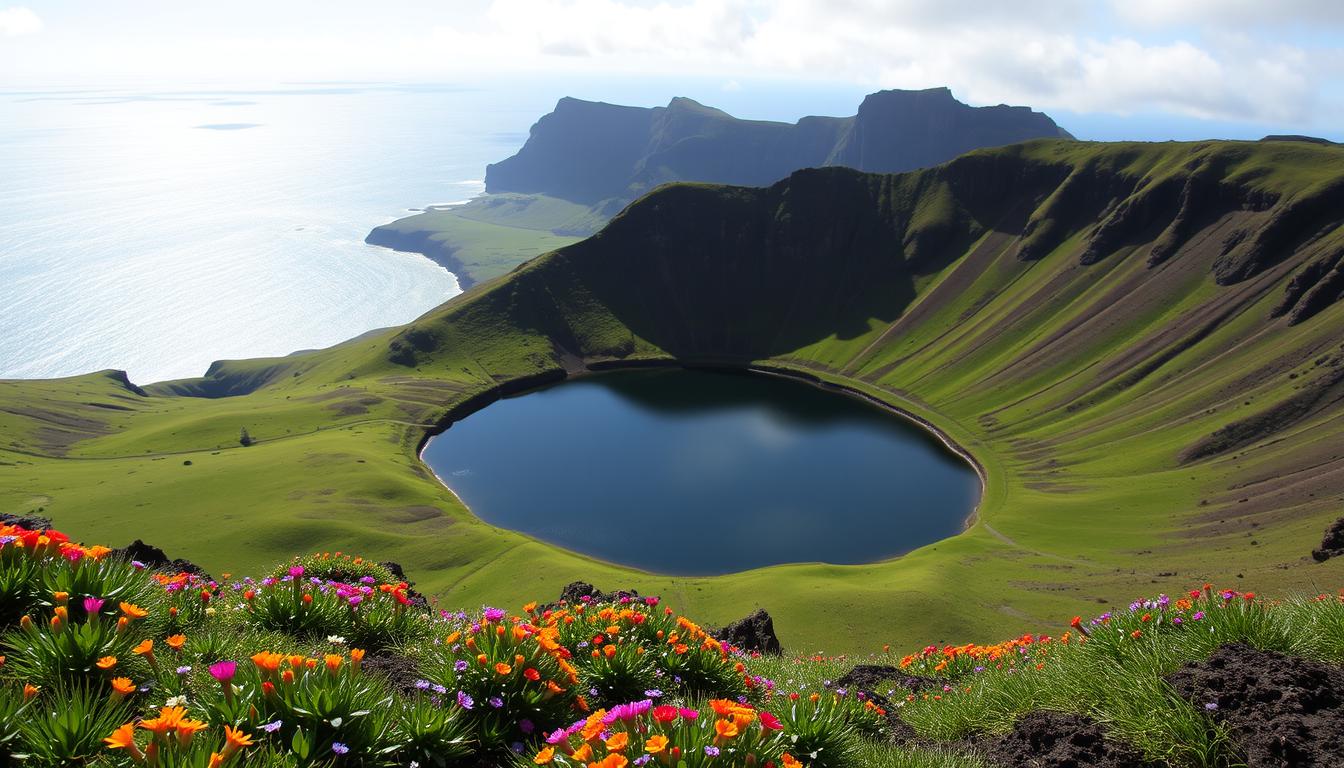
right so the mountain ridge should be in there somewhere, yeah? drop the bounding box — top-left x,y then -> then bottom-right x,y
485,86 -> 1073,207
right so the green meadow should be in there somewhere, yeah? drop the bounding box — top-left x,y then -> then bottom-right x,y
4,139 -> 1344,655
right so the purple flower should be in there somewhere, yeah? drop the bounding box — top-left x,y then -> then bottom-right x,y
83,597 -> 105,614
414,679 -> 431,690
704,746 -> 720,756
483,607 -> 506,622
176,665 -> 192,675
489,696 -> 504,709
456,691 -> 474,710
262,720 -> 283,733
634,756 -> 652,766
644,689 -> 663,698
348,596 -> 363,607
1205,702 -> 1218,710
359,576 -> 376,584
131,560 -> 146,570
454,660 -> 469,672
520,719 -> 535,734
209,660 -> 237,682
332,742 -> 348,755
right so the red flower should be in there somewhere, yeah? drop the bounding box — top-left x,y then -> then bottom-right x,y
651,705 -> 678,723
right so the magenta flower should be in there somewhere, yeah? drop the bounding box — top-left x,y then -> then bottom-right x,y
83,597 -> 105,614
209,660 -> 237,683
483,607 -> 506,622
288,566 -> 305,579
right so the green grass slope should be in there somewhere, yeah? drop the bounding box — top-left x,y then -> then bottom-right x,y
4,139 -> 1344,654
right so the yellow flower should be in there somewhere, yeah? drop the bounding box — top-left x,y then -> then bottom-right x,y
644,735 -> 669,754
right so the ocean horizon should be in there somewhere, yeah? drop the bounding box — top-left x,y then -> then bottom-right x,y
0,82 -> 544,383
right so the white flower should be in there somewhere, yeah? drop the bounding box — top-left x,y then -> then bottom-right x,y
165,695 -> 188,707
327,635 -> 346,645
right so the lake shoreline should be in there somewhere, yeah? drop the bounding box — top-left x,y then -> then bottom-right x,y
415,357 -> 988,574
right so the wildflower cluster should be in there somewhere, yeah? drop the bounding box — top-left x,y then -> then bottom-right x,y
528,698 -> 799,768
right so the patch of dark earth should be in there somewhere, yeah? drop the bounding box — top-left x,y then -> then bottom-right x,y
1167,643 -> 1344,767
970,711 -> 1157,768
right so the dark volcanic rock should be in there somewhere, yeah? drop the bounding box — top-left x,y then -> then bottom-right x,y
1167,643 -> 1344,767
0,512 -> 55,531
377,560 -> 430,610
838,664 -> 938,694
1312,517 -> 1344,562
556,581 -> 645,606
977,711 -> 1153,768
709,608 -> 782,655
113,539 -> 212,581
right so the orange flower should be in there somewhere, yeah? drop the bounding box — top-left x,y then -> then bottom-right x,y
175,717 -> 209,743
110,677 -> 136,695
349,648 -> 365,666
324,654 -> 343,673
119,602 -> 148,620
782,754 -> 803,768
714,719 -> 740,739
133,639 -> 154,655
533,747 -> 555,764
208,753 -> 225,768
139,706 -> 186,736
97,655 -> 118,670
22,683 -> 38,701
252,651 -> 283,673
645,734 -> 669,753
495,662 -> 513,676
165,635 -> 187,651
222,725 -> 254,756
593,756 -> 628,768
104,723 -> 143,758
605,732 -> 629,752
571,743 -> 593,762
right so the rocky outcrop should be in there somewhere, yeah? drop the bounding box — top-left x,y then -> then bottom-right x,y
1312,517 -> 1344,562
0,513 -> 55,531
709,609 -> 782,655
112,539 -> 212,581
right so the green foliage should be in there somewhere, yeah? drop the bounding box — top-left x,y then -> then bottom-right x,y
389,694 -> 475,767
774,693 -> 861,768
14,680 -> 133,765
1,608 -> 142,688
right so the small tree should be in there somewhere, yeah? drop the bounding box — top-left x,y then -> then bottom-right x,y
239,427 -> 254,447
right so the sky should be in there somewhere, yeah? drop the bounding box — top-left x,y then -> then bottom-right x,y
2,1 -> 1343,141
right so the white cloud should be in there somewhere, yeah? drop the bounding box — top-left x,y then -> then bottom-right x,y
1114,0 -> 1344,28
0,6 -> 41,37
423,0 -> 1327,123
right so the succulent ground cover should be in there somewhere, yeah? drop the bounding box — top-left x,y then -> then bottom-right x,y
3,521 -> 1344,767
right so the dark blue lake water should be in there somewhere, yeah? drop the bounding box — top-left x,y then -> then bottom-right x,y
421,369 -> 980,576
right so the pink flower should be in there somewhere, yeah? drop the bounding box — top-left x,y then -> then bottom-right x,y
759,711 -> 784,731
209,660 -> 237,682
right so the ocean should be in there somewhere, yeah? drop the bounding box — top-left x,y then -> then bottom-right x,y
0,83 -> 543,383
